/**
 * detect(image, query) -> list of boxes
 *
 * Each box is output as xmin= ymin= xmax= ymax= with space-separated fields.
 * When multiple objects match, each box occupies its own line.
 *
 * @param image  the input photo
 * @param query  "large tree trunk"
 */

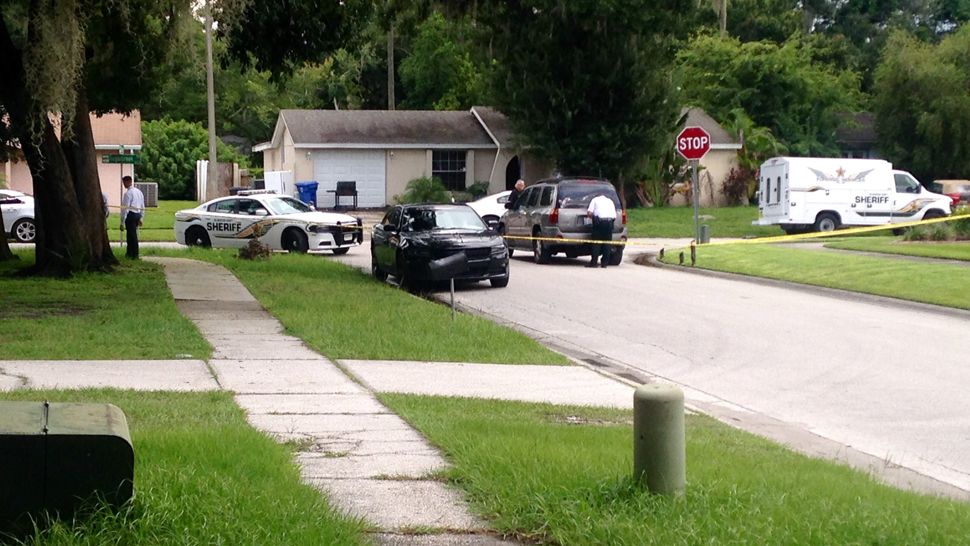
xmin=0 ymin=15 xmax=116 ymax=275
xmin=0 ymin=235 xmax=13 ymax=261
xmin=62 ymin=92 xmax=117 ymax=269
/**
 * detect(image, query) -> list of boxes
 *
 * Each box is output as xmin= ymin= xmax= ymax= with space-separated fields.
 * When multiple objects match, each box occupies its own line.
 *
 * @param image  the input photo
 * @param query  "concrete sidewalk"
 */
xmin=0 ymin=256 xmax=638 ymax=545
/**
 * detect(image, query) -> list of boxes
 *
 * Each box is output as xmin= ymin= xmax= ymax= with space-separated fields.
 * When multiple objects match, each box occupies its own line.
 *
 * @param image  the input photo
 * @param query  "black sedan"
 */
xmin=371 ymin=204 xmax=510 ymax=288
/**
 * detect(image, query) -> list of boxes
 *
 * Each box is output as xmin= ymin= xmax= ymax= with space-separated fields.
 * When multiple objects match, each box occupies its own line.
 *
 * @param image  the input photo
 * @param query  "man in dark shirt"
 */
xmin=505 ymin=179 xmax=526 ymax=209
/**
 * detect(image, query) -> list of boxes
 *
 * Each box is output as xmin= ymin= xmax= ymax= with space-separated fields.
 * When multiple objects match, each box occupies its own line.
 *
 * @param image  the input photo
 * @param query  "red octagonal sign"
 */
xmin=676 ymin=126 xmax=711 ymax=161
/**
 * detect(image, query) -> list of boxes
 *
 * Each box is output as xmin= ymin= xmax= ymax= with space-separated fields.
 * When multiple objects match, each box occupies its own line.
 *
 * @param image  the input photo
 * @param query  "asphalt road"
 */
xmin=339 ymin=244 xmax=970 ymax=498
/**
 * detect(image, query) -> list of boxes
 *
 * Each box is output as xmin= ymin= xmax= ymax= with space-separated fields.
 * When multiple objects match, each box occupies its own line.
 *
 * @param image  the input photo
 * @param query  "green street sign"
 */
xmin=103 ymin=154 xmax=139 ymax=164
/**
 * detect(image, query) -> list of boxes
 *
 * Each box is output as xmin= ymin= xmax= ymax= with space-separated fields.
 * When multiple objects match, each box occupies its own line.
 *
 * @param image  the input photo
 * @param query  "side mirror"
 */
xmin=382 ymin=223 xmax=398 ymax=232
xmin=484 ymin=218 xmax=500 ymax=230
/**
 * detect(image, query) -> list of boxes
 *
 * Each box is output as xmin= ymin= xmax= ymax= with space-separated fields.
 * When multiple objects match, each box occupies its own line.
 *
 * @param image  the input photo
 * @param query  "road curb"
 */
xmin=637 ymin=251 xmax=970 ymax=322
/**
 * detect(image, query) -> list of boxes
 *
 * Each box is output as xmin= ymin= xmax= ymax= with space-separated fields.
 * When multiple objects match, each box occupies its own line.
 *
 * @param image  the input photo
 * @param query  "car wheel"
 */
xmin=331 ymin=247 xmax=350 ymax=255
xmin=532 ymin=232 xmax=551 ymax=264
xmin=283 ymin=228 xmax=309 ymax=253
xmin=923 ymin=210 xmax=945 ymax=220
xmin=814 ymin=212 xmax=839 ymax=233
xmin=185 ymin=226 xmax=211 ymax=248
xmin=12 ymin=218 xmax=35 ymax=243
xmin=608 ymin=247 xmax=624 ymax=266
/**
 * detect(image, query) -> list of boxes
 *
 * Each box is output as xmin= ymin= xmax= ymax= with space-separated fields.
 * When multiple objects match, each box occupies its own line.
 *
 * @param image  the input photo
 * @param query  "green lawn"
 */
xmin=0 ymin=389 xmax=367 ymax=545
xmin=0 ymin=251 xmax=210 ymax=359
xmin=383 ymin=395 xmax=970 ymax=546
xmin=825 ymin=236 xmax=970 ymax=261
xmin=146 ymin=247 xmax=569 ymax=365
xmin=107 ymin=200 xmax=193 ymax=242
xmin=659 ymin=243 xmax=970 ymax=309
xmin=626 ymin=205 xmax=780 ymax=238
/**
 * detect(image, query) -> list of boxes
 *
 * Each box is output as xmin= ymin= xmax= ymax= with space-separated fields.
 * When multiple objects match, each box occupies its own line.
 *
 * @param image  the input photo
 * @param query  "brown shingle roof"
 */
xmin=280 ymin=109 xmax=495 ymax=147
xmin=681 ymin=107 xmax=739 ymax=146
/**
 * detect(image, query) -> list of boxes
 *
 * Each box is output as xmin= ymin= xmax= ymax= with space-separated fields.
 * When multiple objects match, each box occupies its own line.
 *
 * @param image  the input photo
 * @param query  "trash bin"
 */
xmin=295 ymin=181 xmax=319 ymax=207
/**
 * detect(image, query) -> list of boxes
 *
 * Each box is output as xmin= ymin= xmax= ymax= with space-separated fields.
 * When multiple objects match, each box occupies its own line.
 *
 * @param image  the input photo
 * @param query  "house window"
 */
xmin=432 ymin=150 xmax=466 ymax=191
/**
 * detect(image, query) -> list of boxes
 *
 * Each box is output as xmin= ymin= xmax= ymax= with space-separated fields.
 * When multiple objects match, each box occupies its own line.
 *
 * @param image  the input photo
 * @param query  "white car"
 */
xmin=1 ymin=189 xmax=36 ymax=243
xmin=174 ymin=190 xmax=363 ymax=253
xmin=467 ymin=191 xmax=511 ymax=226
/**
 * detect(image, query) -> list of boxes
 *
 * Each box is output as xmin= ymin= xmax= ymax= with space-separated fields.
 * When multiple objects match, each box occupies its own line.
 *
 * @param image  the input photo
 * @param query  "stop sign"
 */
xmin=676 ymin=126 xmax=711 ymax=161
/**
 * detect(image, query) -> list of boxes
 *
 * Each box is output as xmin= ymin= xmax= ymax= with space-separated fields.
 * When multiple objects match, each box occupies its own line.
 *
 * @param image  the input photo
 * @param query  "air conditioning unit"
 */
xmin=135 ymin=182 xmax=158 ymax=208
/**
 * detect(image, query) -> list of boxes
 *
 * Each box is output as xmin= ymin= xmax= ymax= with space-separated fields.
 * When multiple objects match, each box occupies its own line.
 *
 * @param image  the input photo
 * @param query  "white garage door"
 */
xmin=311 ymin=150 xmax=386 ymax=208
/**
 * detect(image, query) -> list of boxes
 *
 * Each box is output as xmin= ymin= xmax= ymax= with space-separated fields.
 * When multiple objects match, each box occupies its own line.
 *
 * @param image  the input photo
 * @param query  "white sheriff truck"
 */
xmin=754 ymin=157 xmax=952 ymax=233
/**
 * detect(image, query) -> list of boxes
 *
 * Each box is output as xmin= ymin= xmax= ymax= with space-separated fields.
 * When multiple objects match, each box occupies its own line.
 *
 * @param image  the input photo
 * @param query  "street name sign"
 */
xmin=102 ymin=154 xmax=139 ymax=164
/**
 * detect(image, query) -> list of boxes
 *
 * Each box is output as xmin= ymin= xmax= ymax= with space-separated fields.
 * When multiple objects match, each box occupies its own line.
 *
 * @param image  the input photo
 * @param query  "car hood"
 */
xmin=402 ymin=230 xmax=502 ymax=246
xmin=285 ymin=211 xmax=360 ymax=224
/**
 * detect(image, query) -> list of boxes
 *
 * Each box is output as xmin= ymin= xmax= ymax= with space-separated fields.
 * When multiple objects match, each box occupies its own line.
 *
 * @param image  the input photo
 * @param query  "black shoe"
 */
xmin=585 ymin=262 xmax=598 ymax=268
xmin=601 ymin=263 xmax=608 ymax=268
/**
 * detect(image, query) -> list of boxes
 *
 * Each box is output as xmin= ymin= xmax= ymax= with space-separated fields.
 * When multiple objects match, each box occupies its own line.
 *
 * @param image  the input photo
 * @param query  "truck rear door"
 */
xmin=758 ymin=163 xmax=789 ymax=222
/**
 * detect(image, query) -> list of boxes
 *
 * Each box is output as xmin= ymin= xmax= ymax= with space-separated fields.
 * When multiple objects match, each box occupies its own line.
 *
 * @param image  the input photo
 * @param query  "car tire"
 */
xmin=608 ymin=247 xmax=623 ymax=266
xmin=923 ymin=210 xmax=945 ymax=220
xmin=283 ymin=228 xmax=309 ymax=253
xmin=332 ymin=247 xmax=350 ymax=255
xmin=185 ymin=226 xmax=211 ymax=248
xmin=814 ymin=212 xmax=839 ymax=233
xmin=532 ymin=232 xmax=551 ymax=264
xmin=12 ymin=218 xmax=35 ymax=243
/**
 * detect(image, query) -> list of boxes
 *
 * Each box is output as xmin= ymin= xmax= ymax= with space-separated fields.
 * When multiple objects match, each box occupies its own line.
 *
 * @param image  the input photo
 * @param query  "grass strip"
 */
xmin=659 ymin=244 xmax=970 ymax=310
xmin=824 ymin=236 xmax=970 ymax=261
xmin=147 ymin=247 xmax=568 ymax=365
xmin=1 ymin=389 xmax=367 ymax=545
xmin=0 ymin=251 xmax=210 ymax=360
xmin=626 ymin=205 xmax=779 ymax=238
xmin=106 ymin=200 xmax=193 ymax=242
xmin=382 ymin=394 xmax=970 ymax=545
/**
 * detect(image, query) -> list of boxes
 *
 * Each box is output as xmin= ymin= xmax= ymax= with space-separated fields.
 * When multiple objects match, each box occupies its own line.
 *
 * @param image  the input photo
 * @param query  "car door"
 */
xmin=506 ymin=187 xmax=535 ymax=247
xmin=234 ymin=198 xmax=275 ymax=245
xmin=891 ymin=173 xmax=924 ymax=222
xmin=373 ymin=206 xmax=402 ymax=271
xmin=204 ymin=198 xmax=246 ymax=248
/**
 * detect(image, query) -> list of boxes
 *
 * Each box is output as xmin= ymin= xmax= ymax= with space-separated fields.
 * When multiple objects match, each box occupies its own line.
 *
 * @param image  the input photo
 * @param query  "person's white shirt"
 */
xmin=587 ymin=194 xmax=617 ymax=220
xmin=121 ymin=186 xmax=145 ymax=222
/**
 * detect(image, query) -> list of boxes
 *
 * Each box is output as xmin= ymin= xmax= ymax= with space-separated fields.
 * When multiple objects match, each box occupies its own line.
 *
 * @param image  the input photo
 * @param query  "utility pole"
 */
xmin=387 ymin=25 xmax=395 ymax=110
xmin=205 ymin=0 xmax=218 ymax=200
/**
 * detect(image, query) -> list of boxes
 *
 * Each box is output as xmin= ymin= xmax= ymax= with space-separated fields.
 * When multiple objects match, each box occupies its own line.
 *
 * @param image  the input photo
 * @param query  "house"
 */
xmin=669 ymin=107 xmax=743 ymax=208
xmin=835 ymin=112 xmax=879 ymax=159
xmin=3 ymin=111 xmax=142 ymax=208
xmin=255 ymin=108 xmax=553 ymax=208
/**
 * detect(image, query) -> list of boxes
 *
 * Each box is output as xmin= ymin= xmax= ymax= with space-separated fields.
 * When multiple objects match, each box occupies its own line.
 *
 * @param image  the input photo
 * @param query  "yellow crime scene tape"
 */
xmin=501 ymin=213 xmax=970 ymax=249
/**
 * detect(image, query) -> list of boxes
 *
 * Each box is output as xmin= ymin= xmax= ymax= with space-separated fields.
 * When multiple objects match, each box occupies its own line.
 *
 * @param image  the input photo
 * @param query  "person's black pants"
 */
xmin=125 ymin=213 xmax=141 ymax=259
xmin=590 ymin=217 xmax=614 ymax=265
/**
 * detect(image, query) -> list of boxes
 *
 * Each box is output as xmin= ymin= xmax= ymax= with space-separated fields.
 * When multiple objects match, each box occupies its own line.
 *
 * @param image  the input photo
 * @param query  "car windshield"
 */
xmin=265 ymin=196 xmax=313 ymax=215
xmin=556 ymin=183 xmax=621 ymax=209
xmin=404 ymin=207 xmax=486 ymax=231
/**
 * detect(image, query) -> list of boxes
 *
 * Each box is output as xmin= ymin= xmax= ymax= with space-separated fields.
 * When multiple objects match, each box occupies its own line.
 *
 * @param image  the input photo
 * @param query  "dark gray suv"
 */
xmin=500 ymin=177 xmax=628 ymax=265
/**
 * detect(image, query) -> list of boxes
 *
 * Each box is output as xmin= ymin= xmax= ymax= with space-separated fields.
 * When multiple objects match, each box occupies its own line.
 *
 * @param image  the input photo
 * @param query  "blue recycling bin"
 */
xmin=295 ymin=181 xmax=319 ymax=207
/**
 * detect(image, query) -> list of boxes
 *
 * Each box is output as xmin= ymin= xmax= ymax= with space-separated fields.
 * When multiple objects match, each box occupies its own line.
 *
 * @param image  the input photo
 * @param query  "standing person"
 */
xmin=120 ymin=176 xmax=144 ymax=259
xmin=101 ymin=191 xmax=110 ymax=220
xmin=586 ymin=192 xmax=617 ymax=268
xmin=505 ymin=179 xmax=526 ymax=209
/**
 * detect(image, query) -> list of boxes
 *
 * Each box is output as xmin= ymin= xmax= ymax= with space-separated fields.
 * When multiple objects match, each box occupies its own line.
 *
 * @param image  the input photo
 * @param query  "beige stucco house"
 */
xmin=669 ymin=107 xmax=743 ymax=207
xmin=255 ymin=107 xmax=553 ymax=208
xmin=2 ymin=111 xmax=142 ymax=208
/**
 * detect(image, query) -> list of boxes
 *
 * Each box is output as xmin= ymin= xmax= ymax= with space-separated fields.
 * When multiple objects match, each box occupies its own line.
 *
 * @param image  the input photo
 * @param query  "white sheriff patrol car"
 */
xmin=174 ymin=190 xmax=363 ymax=254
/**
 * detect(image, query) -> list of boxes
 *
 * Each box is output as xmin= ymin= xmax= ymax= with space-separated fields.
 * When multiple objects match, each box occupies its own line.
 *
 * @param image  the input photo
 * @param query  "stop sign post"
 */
xmin=676 ymin=126 xmax=712 ymax=244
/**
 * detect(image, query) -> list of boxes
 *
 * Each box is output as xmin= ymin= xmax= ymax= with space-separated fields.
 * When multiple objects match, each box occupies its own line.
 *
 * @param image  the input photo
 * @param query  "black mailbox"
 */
xmin=0 ymin=401 xmax=134 ymax=533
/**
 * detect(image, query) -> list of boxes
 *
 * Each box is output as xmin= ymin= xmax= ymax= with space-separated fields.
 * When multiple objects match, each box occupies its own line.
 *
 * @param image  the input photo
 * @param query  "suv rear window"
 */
xmin=556 ymin=183 xmax=621 ymax=209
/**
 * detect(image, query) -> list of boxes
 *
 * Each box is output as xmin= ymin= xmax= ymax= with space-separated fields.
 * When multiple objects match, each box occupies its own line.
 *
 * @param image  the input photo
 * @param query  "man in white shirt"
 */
xmin=120 ymin=176 xmax=145 ymax=259
xmin=586 ymin=192 xmax=617 ymax=268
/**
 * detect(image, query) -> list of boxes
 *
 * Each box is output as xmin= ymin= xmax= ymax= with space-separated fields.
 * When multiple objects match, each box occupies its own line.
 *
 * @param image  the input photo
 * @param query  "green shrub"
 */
xmin=953 ymin=205 xmax=970 ymax=239
xmin=239 ymin=239 xmax=272 ymax=260
xmin=141 ymin=119 xmax=250 ymax=200
xmin=395 ymin=177 xmax=451 ymax=204
xmin=467 ymin=181 xmax=490 ymax=198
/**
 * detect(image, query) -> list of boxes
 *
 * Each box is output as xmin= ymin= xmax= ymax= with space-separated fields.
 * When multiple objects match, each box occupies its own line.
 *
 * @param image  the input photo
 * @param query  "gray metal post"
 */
xmin=633 ymin=384 xmax=686 ymax=496
xmin=691 ymin=160 xmax=700 ymax=243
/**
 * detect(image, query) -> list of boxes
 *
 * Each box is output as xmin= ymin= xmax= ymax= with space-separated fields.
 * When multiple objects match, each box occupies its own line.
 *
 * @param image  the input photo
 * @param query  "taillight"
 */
xmin=550 ymin=208 xmax=559 ymax=224
xmin=948 ymin=193 xmax=961 ymax=206
xmin=621 ymin=209 xmax=627 ymax=225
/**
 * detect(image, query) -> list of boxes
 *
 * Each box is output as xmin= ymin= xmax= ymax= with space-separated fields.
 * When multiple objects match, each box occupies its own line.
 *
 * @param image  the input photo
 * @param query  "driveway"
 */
xmin=337 ymin=245 xmax=970 ymax=498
